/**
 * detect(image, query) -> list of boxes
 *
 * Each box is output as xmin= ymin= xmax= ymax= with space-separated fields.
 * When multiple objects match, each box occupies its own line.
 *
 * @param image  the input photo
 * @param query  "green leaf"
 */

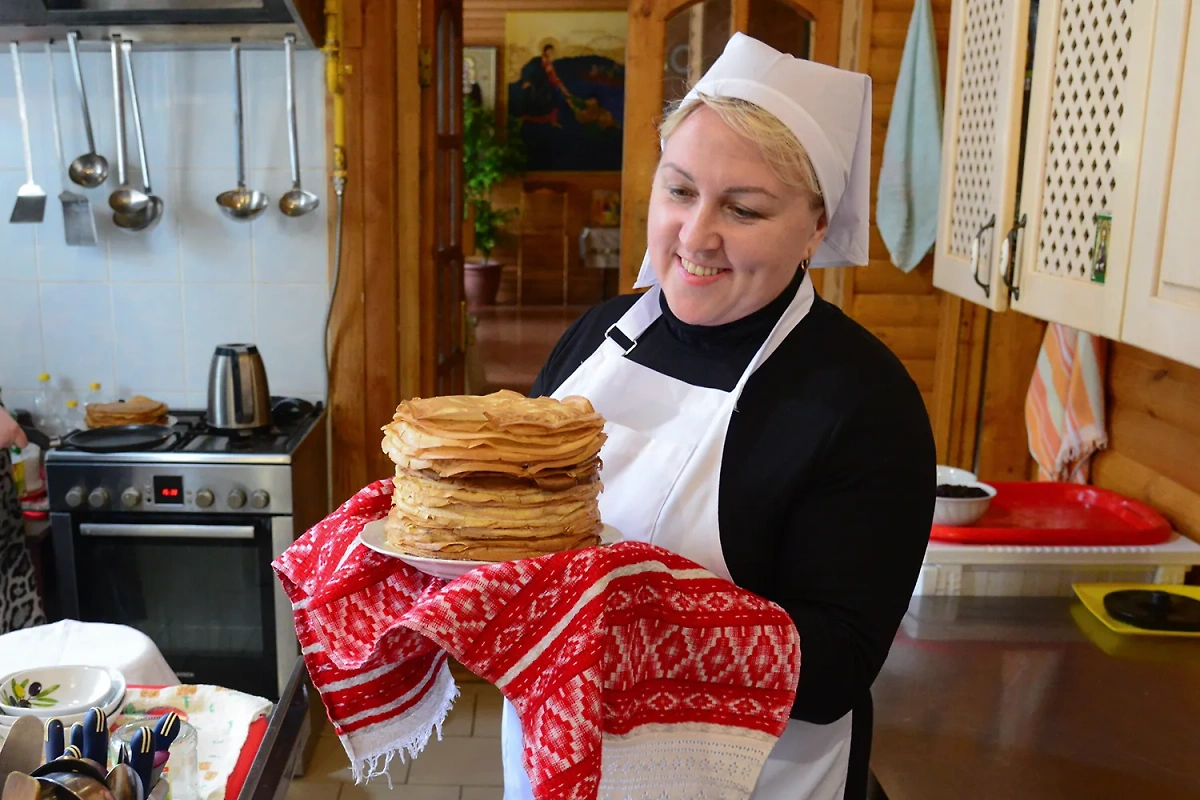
xmin=39 ymin=684 xmax=59 ymax=699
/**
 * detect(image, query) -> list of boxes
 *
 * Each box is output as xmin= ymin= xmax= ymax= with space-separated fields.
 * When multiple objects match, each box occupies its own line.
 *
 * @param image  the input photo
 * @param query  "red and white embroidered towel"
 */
xmin=273 ymin=479 xmax=801 ymax=800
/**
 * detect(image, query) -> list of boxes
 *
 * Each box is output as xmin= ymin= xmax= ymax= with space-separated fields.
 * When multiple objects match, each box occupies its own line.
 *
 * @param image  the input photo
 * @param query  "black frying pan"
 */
xmin=21 ymin=423 xmax=175 ymax=453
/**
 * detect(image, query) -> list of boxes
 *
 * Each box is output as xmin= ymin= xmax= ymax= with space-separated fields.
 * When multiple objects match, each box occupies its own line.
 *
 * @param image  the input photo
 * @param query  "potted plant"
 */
xmin=463 ymin=96 xmax=527 ymax=307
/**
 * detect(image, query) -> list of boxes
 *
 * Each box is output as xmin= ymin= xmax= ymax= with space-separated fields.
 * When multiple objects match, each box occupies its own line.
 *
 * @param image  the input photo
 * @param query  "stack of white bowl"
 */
xmin=0 ymin=665 xmax=126 ymax=733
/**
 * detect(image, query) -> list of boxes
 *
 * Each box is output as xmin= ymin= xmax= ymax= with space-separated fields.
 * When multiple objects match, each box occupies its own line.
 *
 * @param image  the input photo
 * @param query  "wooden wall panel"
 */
xmin=1093 ymin=344 xmax=1200 ymax=543
xmin=464 ymin=0 xmax=626 ymax=306
xmin=846 ymin=0 xmax=954 ymax=439
xmin=481 ymin=172 xmax=622 ymax=306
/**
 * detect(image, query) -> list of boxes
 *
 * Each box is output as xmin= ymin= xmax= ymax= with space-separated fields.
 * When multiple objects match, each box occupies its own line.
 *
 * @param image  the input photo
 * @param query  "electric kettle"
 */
xmin=207 ymin=343 xmax=272 ymax=430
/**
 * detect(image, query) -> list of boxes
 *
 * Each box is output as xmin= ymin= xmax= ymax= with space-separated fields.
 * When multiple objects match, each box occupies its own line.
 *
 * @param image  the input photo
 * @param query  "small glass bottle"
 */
xmin=63 ymin=399 xmax=84 ymax=433
xmin=32 ymin=373 xmax=56 ymax=433
xmin=84 ymin=382 xmax=108 ymax=408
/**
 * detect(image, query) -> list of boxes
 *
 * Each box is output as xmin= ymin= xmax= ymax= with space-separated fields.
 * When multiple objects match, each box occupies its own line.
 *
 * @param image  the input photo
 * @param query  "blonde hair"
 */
xmin=659 ymin=93 xmax=824 ymax=210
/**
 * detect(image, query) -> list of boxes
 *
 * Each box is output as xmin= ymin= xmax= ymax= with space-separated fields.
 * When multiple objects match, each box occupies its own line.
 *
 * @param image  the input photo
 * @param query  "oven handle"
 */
xmin=79 ymin=523 xmax=256 ymax=540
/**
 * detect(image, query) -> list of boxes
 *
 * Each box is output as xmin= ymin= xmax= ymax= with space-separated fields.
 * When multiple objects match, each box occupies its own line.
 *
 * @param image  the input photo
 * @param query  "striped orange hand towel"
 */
xmin=1025 ymin=323 xmax=1109 ymax=483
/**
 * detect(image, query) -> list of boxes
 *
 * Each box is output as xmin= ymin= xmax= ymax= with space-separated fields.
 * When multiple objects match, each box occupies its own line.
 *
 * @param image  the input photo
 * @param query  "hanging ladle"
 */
xmin=216 ymin=38 xmax=269 ymax=222
xmin=107 ymin=35 xmax=151 ymax=221
xmin=115 ymin=40 xmax=163 ymax=233
xmin=66 ymin=32 xmax=108 ymax=188
xmin=278 ymin=34 xmax=319 ymax=217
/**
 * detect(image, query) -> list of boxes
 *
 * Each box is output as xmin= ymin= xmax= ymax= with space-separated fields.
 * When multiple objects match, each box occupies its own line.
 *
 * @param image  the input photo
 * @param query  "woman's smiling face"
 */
xmin=647 ymin=105 xmax=827 ymax=326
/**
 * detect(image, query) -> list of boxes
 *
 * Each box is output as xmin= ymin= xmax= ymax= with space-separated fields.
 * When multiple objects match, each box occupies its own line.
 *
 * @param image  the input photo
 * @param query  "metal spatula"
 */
xmin=8 ymin=43 xmax=46 ymax=224
xmin=47 ymin=41 xmax=97 ymax=247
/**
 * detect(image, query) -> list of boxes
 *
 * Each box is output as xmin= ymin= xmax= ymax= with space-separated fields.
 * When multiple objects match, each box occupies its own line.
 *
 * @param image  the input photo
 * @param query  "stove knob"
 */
xmin=121 ymin=488 xmax=142 ymax=509
xmin=250 ymin=490 xmax=270 ymax=509
xmin=88 ymin=488 xmax=110 ymax=509
xmin=65 ymin=487 xmax=85 ymax=508
xmin=195 ymin=489 xmax=215 ymax=509
xmin=227 ymin=489 xmax=247 ymax=510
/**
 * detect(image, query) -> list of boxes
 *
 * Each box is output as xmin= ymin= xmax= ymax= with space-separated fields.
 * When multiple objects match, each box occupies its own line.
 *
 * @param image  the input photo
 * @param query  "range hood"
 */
xmin=0 ymin=0 xmax=325 ymax=48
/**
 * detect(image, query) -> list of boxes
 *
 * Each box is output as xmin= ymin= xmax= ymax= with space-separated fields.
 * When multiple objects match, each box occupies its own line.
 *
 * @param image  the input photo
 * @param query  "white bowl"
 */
xmin=0 ymin=665 xmax=115 ymax=717
xmin=937 ymin=465 xmax=978 ymax=486
xmin=0 ymin=682 xmax=125 ymax=732
xmin=932 ymin=481 xmax=997 ymax=527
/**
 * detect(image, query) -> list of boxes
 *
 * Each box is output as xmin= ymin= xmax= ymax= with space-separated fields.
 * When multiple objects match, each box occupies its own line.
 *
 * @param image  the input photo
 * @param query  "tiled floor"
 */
xmin=289 ymin=668 xmax=505 ymax=800
xmin=471 ymin=304 xmax=589 ymax=395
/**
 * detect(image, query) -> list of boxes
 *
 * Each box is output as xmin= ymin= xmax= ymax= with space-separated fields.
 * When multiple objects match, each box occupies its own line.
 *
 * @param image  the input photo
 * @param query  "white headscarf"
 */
xmin=634 ymin=33 xmax=873 ymax=289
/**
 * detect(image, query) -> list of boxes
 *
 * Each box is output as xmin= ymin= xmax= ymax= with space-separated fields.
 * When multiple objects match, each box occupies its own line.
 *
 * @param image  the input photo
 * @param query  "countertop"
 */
xmin=871 ymin=595 xmax=1200 ymax=800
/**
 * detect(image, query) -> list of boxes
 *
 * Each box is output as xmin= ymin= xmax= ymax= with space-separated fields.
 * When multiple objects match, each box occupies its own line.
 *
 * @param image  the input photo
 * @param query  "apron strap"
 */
xmin=602 ymin=285 xmax=664 ymax=357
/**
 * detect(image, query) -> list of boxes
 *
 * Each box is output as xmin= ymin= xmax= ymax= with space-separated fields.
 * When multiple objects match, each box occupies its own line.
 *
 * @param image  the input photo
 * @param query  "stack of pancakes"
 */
xmin=381 ymin=389 xmax=606 ymax=562
xmin=85 ymin=395 xmax=170 ymax=428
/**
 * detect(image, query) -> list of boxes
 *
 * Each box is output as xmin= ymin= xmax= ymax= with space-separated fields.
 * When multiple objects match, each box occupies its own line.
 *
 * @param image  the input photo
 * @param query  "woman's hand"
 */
xmin=0 ymin=406 xmax=29 ymax=450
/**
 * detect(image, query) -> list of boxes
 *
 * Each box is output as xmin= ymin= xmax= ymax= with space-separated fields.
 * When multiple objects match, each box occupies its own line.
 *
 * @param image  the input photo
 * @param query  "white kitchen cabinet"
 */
xmin=933 ymin=0 xmax=1200 ymax=368
xmin=932 ymin=0 xmax=1030 ymax=311
xmin=1008 ymin=0 xmax=1156 ymax=339
xmin=1120 ymin=2 xmax=1200 ymax=370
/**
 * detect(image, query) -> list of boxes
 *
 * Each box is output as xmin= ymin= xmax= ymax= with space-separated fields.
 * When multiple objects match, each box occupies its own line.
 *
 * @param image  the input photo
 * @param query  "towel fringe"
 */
xmin=344 ymin=664 xmax=461 ymax=786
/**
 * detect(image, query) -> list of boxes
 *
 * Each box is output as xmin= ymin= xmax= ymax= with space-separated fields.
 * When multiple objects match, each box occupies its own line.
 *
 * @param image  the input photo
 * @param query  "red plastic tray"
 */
xmin=929 ymin=482 xmax=1174 ymax=546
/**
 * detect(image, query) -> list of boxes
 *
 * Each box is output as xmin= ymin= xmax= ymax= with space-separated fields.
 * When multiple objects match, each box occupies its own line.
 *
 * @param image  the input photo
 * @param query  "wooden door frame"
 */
xmin=326 ymin=0 xmax=428 ymax=506
xmin=619 ymin=0 xmax=846 ymax=293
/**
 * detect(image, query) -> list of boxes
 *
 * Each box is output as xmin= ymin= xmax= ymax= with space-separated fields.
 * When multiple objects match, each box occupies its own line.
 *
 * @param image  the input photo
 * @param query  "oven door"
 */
xmin=51 ymin=512 xmax=282 ymax=699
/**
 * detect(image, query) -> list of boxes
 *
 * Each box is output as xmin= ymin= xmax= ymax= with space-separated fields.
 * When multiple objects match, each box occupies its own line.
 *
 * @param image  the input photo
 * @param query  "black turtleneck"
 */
xmin=530 ymin=274 xmax=935 ymax=800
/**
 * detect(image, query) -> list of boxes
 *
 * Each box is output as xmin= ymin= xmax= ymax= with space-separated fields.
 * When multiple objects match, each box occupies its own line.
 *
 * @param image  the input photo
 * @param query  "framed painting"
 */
xmin=463 ymin=46 xmax=498 ymax=110
xmin=504 ymin=11 xmax=627 ymax=172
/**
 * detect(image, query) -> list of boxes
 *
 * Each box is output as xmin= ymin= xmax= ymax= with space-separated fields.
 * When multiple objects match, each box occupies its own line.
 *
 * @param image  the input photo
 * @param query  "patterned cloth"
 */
xmin=0 ymin=397 xmax=44 ymax=634
xmin=113 ymin=684 xmax=273 ymax=800
xmin=1025 ymin=323 xmax=1109 ymax=483
xmin=273 ymin=480 xmax=802 ymax=800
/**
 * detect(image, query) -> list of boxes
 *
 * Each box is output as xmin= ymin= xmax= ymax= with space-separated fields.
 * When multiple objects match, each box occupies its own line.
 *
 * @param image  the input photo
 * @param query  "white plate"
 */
xmin=359 ymin=518 xmax=622 ymax=580
xmin=0 ymin=671 xmax=125 ymax=729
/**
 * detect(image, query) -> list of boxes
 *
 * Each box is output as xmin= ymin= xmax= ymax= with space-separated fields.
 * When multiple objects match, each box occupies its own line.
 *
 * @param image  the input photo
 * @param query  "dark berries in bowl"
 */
xmin=936 ymin=484 xmax=991 ymax=499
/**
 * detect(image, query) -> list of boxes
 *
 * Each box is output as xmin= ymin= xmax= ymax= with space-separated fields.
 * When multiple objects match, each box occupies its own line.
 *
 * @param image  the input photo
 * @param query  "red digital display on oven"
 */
xmin=154 ymin=475 xmax=184 ymax=505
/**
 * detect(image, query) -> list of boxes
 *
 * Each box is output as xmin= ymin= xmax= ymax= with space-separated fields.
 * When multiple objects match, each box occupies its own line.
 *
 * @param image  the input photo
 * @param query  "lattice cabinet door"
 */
xmin=1009 ymin=0 xmax=1157 ymax=338
xmin=933 ymin=0 xmax=1031 ymax=311
xmin=1121 ymin=3 xmax=1200 ymax=370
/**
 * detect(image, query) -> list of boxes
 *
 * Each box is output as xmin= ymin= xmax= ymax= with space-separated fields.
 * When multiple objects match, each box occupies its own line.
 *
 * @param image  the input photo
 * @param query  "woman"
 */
xmin=0 ymin=397 xmax=45 ymax=633
xmin=505 ymin=34 xmax=935 ymax=800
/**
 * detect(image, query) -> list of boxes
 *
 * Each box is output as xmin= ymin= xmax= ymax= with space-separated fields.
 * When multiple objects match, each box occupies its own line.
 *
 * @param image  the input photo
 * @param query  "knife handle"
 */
xmin=82 ymin=708 xmax=108 ymax=765
xmin=68 ymin=722 xmax=84 ymax=752
xmin=129 ymin=726 xmax=155 ymax=793
xmin=44 ymin=719 xmax=65 ymax=762
xmin=62 ymin=744 xmax=82 ymax=760
xmin=152 ymin=712 xmax=180 ymax=750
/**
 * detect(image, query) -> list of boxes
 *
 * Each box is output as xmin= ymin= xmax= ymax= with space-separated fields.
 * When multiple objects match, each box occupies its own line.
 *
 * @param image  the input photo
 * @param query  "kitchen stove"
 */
xmin=46 ymin=399 xmax=328 ymax=700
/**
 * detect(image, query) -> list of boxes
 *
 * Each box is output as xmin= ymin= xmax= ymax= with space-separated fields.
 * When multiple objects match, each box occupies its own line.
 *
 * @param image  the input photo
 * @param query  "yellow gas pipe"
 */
xmin=321 ymin=0 xmax=347 ymax=506
xmin=323 ymin=0 xmax=347 ymax=187
xmin=321 ymin=0 xmax=347 ymax=383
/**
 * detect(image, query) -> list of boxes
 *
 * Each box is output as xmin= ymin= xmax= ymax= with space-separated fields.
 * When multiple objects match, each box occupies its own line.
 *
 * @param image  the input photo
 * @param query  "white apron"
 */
xmin=501 ymin=274 xmax=853 ymax=800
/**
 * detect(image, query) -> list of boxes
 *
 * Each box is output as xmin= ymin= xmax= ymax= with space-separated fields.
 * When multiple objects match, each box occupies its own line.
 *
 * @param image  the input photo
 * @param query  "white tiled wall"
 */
xmin=0 ymin=43 xmax=329 ymax=416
